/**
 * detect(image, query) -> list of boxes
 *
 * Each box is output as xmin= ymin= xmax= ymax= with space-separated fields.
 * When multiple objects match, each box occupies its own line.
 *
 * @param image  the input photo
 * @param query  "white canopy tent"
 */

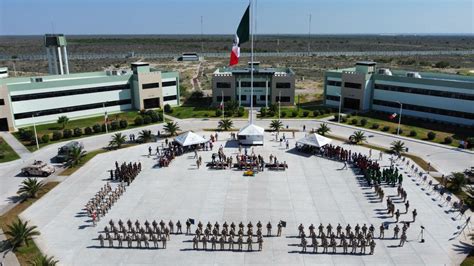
xmin=237 ymin=123 xmax=265 ymax=145
xmin=296 ymin=133 xmax=332 ymax=148
xmin=174 ymin=131 xmax=208 ymax=147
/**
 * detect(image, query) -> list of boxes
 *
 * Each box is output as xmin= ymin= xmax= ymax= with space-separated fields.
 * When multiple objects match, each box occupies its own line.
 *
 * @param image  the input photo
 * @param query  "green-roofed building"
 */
xmin=324 ymin=61 xmax=474 ymax=126
xmin=0 ymin=62 xmax=179 ymax=131
xmin=212 ymin=62 xmax=295 ymax=107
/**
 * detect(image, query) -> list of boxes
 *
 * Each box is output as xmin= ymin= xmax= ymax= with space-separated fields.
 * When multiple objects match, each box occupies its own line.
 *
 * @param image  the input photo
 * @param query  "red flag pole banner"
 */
xmin=389 ymin=113 xmax=397 ymax=120
xmin=229 ymin=5 xmax=250 ymax=66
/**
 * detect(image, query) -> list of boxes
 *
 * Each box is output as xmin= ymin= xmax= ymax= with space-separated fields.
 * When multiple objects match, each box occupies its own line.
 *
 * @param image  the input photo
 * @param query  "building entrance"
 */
xmin=0 ymin=118 xmax=8 ymax=131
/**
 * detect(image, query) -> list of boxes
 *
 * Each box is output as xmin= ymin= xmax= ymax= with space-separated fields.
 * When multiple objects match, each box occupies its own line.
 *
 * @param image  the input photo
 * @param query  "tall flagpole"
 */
xmin=250 ymin=0 xmax=254 ymax=124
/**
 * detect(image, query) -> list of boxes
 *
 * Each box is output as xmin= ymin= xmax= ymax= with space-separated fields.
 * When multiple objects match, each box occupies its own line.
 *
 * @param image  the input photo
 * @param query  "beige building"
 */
xmin=212 ymin=62 xmax=295 ymax=107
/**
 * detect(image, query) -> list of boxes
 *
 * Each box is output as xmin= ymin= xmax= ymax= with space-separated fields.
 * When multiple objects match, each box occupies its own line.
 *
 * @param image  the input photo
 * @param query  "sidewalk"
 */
xmin=0 ymin=229 xmax=20 ymax=266
xmin=0 ymin=132 xmax=31 ymax=160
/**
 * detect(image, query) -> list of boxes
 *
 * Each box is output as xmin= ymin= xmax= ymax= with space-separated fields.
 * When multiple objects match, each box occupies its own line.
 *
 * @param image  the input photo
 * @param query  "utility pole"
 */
xmin=308 ymin=14 xmax=312 ymax=55
xmin=200 ymin=16 xmax=204 ymax=54
xmin=397 ymin=101 xmax=403 ymax=135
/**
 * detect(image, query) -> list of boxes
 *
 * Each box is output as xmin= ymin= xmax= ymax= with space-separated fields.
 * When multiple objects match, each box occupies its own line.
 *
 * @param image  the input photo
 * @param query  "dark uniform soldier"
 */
xmin=258 ymin=236 xmax=263 ymax=251
xmin=301 ymin=237 xmax=307 ymax=253
xmin=380 ymin=223 xmax=385 ymax=239
xmin=126 ymin=235 xmax=132 ymax=248
xmin=277 ymin=221 xmax=283 ymax=237
xmin=211 ymin=236 xmax=217 ymax=250
xmin=219 ymin=236 xmax=225 ymax=250
xmin=412 ymin=209 xmax=418 ymax=222
xmin=309 ymin=224 xmax=315 ymax=236
xmin=336 ymin=223 xmax=342 ymax=237
xmin=193 ymin=235 xmax=199 ymax=249
xmin=143 ymin=235 xmax=149 ymax=249
xmin=399 ymin=232 xmax=407 ymax=247
xmin=394 ymin=224 xmax=400 ymax=239
xmin=340 ymin=232 xmax=346 ymax=246
xmin=360 ymin=238 xmax=366 ymax=254
xmin=326 ymin=223 xmax=333 ymax=236
xmin=164 ymin=226 xmax=170 ymax=240
xmin=247 ymin=236 xmax=253 ymax=251
xmin=117 ymin=234 xmax=123 ymax=248
xmin=312 ymin=236 xmax=318 ymax=253
xmin=322 ymin=237 xmax=329 ymax=253
xmin=98 ymin=234 xmax=104 ymax=247
xmin=186 ymin=219 xmax=191 ymax=234
xmin=169 ymin=220 xmax=174 ymax=234
xmin=162 ymin=235 xmax=167 ymax=249
xmin=342 ymin=238 xmax=348 ymax=254
xmin=369 ymin=224 xmax=375 ymax=238
xmin=266 ymin=222 xmax=272 ymax=236
xmin=395 ymin=209 xmax=401 ymax=222
xmin=330 ymin=237 xmax=337 ymax=253
xmin=238 ymin=235 xmax=243 ymax=251
xmin=176 ymin=220 xmax=182 ymax=234
xmin=362 ymin=224 xmax=368 ymax=237
xmin=229 ymin=235 xmax=234 ymax=250
xmin=318 ymin=223 xmax=324 ymax=237
xmin=355 ymin=224 xmax=360 ymax=235
xmin=298 ymin=223 xmax=304 ymax=237
xmin=152 ymin=235 xmax=159 ymax=249
xmin=369 ymin=240 xmax=376 ymax=255
xmin=351 ymin=237 xmax=357 ymax=254
xmin=257 ymin=221 xmax=262 ymax=230
xmin=345 ymin=224 xmax=352 ymax=236
xmin=405 ymin=200 xmax=410 ymax=213
xmin=202 ymin=236 xmax=208 ymax=250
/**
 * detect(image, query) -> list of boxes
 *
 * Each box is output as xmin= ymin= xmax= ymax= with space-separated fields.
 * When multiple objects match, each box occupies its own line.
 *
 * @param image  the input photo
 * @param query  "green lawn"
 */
xmin=170 ymin=106 xmax=249 ymax=119
xmin=0 ymin=137 xmax=20 ymax=163
xmin=337 ymin=114 xmax=474 ymax=149
xmin=260 ymin=105 xmax=336 ymax=120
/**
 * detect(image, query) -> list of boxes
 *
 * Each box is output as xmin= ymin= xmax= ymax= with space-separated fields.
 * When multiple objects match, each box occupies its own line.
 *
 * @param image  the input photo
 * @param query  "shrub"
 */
xmin=371 ymin=123 xmax=379 ymax=129
xmin=84 ymin=127 xmax=93 ymax=135
xmin=303 ymin=111 xmax=309 ymax=117
xmin=203 ymin=113 xmax=209 ymax=117
xmin=291 ymin=110 xmax=298 ymax=117
xmin=313 ymin=110 xmax=320 ymax=117
xmin=215 ymin=109 xmax=222 ymax=117
xmin=101 ymin=124 xmax=107 ymax=132
xmin=325 ymin=108 xmax=331 ymax=114
xmin=63 ymin=129 xmax=73 ymax=138
xmin=360 ymin=119 xmax=368 ymax=126
xmin=341 ymin=117 xmax=348 ymax=123
xmin=164 ymin=104 xmax=172 ymax=113
xmin=382 ymin=126 xmax=390 ymax=132
xmin=466 ymin=137 xmax=474 ymax=148
xmin=52 ymin=131 xmax=62 ymax=141
xmin=409 ymin=130 xmax=417 ymax=137
xmin=260 ymin=107 xmax=267 ymax=117
xmin=147 ymin=111 xmax=159 ymax=122
xmin=396 ymin=128 xmax=404 ymax=135
xmin=237 ymin=107 xmax=245 ymax=117
xmin=350 ymin=118 xmax=358 ymax=125
xmin=110 ymin=121 xmax=119 ymax=130
xmin=346 ymin=114 xmax=351 ymax=119
xmin=41 ymin=134 xmax=50 ymax=143
xmin=73 ymin=127 xmax=82 ymax=137
xmin=19 ymin=128 xmax=33 ymax=141
xmin=134 ymin=116 xmax=144 ymax=126
xmin=119 ymin=120 xmax=128 ymax=129
xmin=143 ymin=116 xmax=152 ymax=124
xmin=281 ymin=111 xmax=287 ymax=118
xmin=333 ymin=113 xmax=340 ymax=121
xmin=93 ymin=124 xmax=102 ymax=133
xmin=444 ymin=136 xmax=453 ymax=144
xmin=427 ymin=131 xmax=436 ymax=140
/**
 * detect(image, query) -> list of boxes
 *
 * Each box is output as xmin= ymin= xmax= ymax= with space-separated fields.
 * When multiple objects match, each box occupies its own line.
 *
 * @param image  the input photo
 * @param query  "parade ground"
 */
xmin=20 ymin=131 xmax=470 ymax=265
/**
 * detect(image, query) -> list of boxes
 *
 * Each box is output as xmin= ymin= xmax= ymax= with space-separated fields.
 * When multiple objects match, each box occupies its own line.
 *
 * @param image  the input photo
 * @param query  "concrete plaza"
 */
xmin=21 ymin=131 xmax=470 ymax=265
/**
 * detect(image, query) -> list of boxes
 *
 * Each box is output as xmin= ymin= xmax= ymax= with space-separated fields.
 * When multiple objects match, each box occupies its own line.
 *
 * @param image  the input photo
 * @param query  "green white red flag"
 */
xmin=229 ymin=5 xmax=250 ymax=66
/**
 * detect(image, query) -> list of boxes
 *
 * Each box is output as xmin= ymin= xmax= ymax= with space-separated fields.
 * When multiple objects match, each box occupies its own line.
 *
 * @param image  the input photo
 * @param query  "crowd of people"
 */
xmin=110 ymin=161 xmax=142 ymax=185
xmin=85 ymin=183 xmax=126 ymax=225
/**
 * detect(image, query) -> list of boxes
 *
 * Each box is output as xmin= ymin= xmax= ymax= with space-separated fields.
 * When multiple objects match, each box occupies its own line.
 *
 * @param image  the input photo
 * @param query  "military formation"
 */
xmin=97 ymin=219 xmax=184 ymax=249
xmin=85 ymin=183 xmax=126 ymax=224
xmin=190 ymin=220 xmax=284 ymax=251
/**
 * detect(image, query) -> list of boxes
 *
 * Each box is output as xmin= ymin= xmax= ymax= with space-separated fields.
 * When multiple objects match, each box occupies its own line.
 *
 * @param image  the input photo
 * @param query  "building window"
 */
xmin=276 ymin=83 xmax=291 ymax=89
xmin=344 ymin=82 xmax=361 ymax=89
xmin=374 ymin=83 xmax=474 ymax=101
xmin=13 ymin=99 xmax=132 ymax=120
xmin=163 ymin=95 xmax=177 ymax=101
xmin=142 ymin=83 xmax=159 ymax=89
xmin=162 ymin=81 xmax=177 ymax=87
xmin=327 ymin=80 xmax=342 ymax=86
xmin=216 ymin=96 xmax=231 ymax=102
xmin=240 ymin=95 xmax=247 ymax=101
xmin=259 ymin=95 xmax=267 ymax=101
xmin=276 ymin=96 xmax=291 ymax=102
xmin=0 ymin=99 xmax=4 ymax=105
xmin=325 ymin=95 xmax=340 ymax=101
xmin=240 ymin=81 xmax=266 ymax=87
xmin=143 ymin=98 xmax=160 ymax=109
xmin=10 ymin=84 xmax=130 ymax=102
xmin=372 ymin=99 xmax=474 ymax=120
xmin=216 ymin=82 xmax=231 ymax=89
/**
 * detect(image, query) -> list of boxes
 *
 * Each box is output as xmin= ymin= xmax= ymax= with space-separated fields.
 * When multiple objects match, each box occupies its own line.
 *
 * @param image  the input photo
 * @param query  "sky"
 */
xmin=0 ymin=0 xmax=473 ymax=35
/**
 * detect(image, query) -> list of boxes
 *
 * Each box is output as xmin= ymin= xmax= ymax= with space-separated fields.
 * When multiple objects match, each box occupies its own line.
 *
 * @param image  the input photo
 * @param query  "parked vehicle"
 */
xmin=21 ymin=160 xmax=55 ymax=177
xmin=55 ymin=141 xmax=84 ymax=163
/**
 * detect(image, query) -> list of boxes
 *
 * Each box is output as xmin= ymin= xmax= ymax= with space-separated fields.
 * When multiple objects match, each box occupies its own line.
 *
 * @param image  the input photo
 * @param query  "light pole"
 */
xmin=278 ymin=91 xmax=281 ymax=121
xmin=337 ymin=93 xmax=342 ymax=123
xmin=396 ymin=101 xmax=403 ymax=135
xmin=32 ymin=113 xmax=39 ymax=150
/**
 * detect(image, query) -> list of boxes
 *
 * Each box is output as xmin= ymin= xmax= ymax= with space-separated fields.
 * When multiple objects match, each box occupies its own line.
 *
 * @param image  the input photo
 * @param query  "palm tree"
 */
xmin=17 ymin=177 xmax=45 ymax=199
xmin=270 ymin=120 xmax=283 ymax=132
xmin=4 ymin=219 xmax=40 ymax=251
xmin=163 ymin=121 xmax=180 ymax=136
xmin=57 ymin=116 xmax=69 ymax=129
xmin=218 ymin=119 xmax=234 ymax=131
xmin=108 ymin=133 xmax=126 ymax=149
xmin=316 ymin=123 xmax=331 ymax=136
xmin=137 ymin=129 xmax=153 ymax=143
xmin=349 ymin=130 xmax=367 ymax=144
xmin=390 ymin=140 xmax=406 ymax=154
xmin=29 ymin=255 xmax=59 ymax=266
xmin=449 ymin=172 xmax=467 ymax=193
xmin=67 ymin=146 xmax=86 ymax=166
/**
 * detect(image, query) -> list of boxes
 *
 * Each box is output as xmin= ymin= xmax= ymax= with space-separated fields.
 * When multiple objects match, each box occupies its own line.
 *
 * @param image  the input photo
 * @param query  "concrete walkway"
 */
xmin=0 ymin=229 xmax=20 ymax=266
xmin=0 ymin=132 xmax=31 ymax=160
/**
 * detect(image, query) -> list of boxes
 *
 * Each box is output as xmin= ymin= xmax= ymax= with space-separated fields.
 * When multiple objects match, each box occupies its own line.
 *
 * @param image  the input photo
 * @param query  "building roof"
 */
xmin=238 ymin=123 xmax=264 ymax=136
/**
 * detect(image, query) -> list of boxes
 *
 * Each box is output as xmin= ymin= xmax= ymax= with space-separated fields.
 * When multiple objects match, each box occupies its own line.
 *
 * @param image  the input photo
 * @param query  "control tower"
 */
xmin=44 ymin=34 xmax=70 ymax=75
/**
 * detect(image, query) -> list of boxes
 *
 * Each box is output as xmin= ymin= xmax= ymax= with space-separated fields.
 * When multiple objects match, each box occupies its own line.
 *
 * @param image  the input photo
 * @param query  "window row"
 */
xmin=142 ymin=83 xmax=159 ymax=89
xmin=240 ymin=81 xmax=267 ymax=88
xmin=162 ymin=81 xmax=177 ymax=87
xmin=11 ymin=84 xmax=130 ymax=102
xmin=276 ymin=83 xmax=291 ymax=89
xmin=163 ymin=95 xmax=177 ymax=101
xmin=276 ymin=96 xmax=291 ymax=103
xmin=14 ymin=99 xmax=132 ymax=120
xmin=327 ymin=80 xmax=342 ymax=87
xmin=216 ymin=82 xmax=231 ymax=89
xmin=374 ymin=83 xmax=474 ymax=101
xmin=325 ymin=95 xmax=340 ymax=102
xmin=216 ymin=96 xmax=232 ymax=102
xmin=344 ymin=82 xmax=362 ymax=89
xmin=372 ymin=99 xmax=474 ymax=120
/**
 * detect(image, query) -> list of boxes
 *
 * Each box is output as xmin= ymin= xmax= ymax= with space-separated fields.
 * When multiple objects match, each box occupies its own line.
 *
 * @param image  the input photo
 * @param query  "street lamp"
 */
xmin=396 ymin=101 xmax=403 ymax=136
xmin=278 ymin=91 xmax=281 ymax=121
xmin=32 ymin=113 xmax=39 ymax=150
xmin=337 ymin=93 xmax=342 ymax=123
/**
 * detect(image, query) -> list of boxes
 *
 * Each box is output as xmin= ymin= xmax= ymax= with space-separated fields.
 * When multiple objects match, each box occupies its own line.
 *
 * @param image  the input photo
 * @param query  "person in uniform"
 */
xmin=301 ymin=237 xmax=307 ymax=253
xmin=330 ymin=237 xmax=337 ymax=253
xmin=298 ymin=223 xmax=304 ymax=237
xmin=169 ymin=220 xmax=174 ymax=234
xmin=362 ymin=224 xmax=368 ymax=237
xmin=336 ymin=223 xmax=342 ymax=237
xmin=355 ymin=224 xmax=360 ymax=235
xmin=211 ymin=236 xmax=217 ymax=250
xmin=277 ymin=221 xmax=283 ymax=237
xmin=219 ymin=236 xmax=225 ymax=250
xmin=369 ymin=240 xmax=376 ymax=255
xmin=247 ymin=236 xmax=253 ymax=251
xmin=360 ymin=238 xmax=366 ymax=254
xmin=393 ymin=224 xmax=400 ymax=239
xmin=164 ymin=226 xmax=170 ymax=240
xmin=152 ymin=234 xmax=159 ymax=249
xmin=379 ymin=223 xmax=385 ymax=239
xmin=312 ymin=236 xmax=318 ymax=253
xmin=176 ymin=220 xmax=182 ymax=234
xmin=339 ymin=232 xmax=346 ymax=246
xmin=351 ymin=237 xmax=357 ymax=254
xmin=258 ymin=236 xmax=263 ymax=251
xmin=98 ymin=234 xmax=104 ymax=247
xmin=117 ymin=234 xmax=123 ymax=248
xmin=309 ymin=224 xmax=315 ymax=236
xmin=326 ymin=223 xmax=333 ymax=236
xmin=322 ymin=237 xmax=329 ymax=253
xmin=399 ymin=232 xmax=407 ymax=247
xmin=162 ymin=235 xmax=167 ymax=249
xmin=342 ymin=238 xmax=348 ymax=254
xmin=318 ymin=223 xmax=324 ymax=237
xmin=412 ymin=209 xmax=418 ymax=222
xmin=238 ymin=235 xmax=243 ymax=251
xmin=202 ymin=235 xmax=208 ymax=250
xmin=186 ymin=219 xmax=191 ymax=234
xmin=229 ymin=235 xmax=234 ymax=250
xmin=345 ymin=224 xmax=352 ymax=236
xmin=193 ymin=235 xmax=199 ymax=249
xmin=405 ymin=200 xmax=410 ymax=213
xmin=108 ymin=235 xmax=114 ymax=247
xmin=369 ymin=224 xmax=375 ymax=238
xmin=395 ymin=209 xmax=400 ymax=222
xmin=143 ymin=235 xmax=149 ymax=249
xmin=266 ymin=222 xmax=272 ymax=237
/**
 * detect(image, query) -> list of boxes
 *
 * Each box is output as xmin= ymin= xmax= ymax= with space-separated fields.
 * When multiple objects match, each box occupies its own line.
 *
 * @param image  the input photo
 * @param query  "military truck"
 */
xmin=21 ymin=160 xmax=55 ymax=177
xmin=55 ymin=141 xmax=83 ymax=163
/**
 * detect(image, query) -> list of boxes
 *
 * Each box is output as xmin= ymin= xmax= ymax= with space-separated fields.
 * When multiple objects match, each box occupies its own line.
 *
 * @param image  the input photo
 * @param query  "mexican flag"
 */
xmin=229 ymin=5 xmax=250 ymax=66
xmin=389 ymin=113 xmax=397 ymax=120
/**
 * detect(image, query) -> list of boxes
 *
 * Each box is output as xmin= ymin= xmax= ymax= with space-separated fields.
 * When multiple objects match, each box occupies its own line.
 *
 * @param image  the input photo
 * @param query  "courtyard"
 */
xmin=20 ymin=131 xmax=469 ymax=265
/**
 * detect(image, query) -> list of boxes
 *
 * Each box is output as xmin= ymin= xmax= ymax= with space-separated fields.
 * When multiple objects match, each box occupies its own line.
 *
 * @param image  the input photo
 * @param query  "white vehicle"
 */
xmin=21 ymin=160 xmax=55 ymax=177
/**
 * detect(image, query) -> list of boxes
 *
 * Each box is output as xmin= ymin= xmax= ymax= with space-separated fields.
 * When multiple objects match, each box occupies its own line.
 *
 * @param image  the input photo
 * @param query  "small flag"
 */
xmin=188 ymin=218 xmax=195 ymax=225
xmin=219 ymin=99 xmax=224 ymax=110
xmin=229 ymin=5 xmax=250 ymax=66
xmin=388 ymin=113 xmax=397 ymax=120
xmin=280 ymin=220 xmax=287 ymax=228
xmin=104 ymin=110 xmax=109 ymax=123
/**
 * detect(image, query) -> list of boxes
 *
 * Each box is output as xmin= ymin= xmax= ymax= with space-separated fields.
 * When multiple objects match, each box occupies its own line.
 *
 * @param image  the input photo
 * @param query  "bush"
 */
xmin=147 ymin=110 xmax=159 ymax=122
xmin=382 ymin=126 xmax=390 ymax=132
xmin=41 ymin=134 xmax=50 ymax=143
xmin=237 ymin=107 xmax=245 ymax=117
xmin=346 ymin=114 xmax=351 ymax=119
xmin=52 ymin=131 xmax=62 ymax=141
xmin=164 ymin=104 xmax=172 ymax=113
xmin=101 ymin=124 xmax=107 ymax=132
xmin=110 ymin=120 xmax=119 ymax=130
xmin=371 ymin=123 xmax=379 ymax=129
xmin=466 ymin=137 xmax=474 ymax=148
xmin=84 ymin=127 xmax=93 ymax=135
xmin=333 ymin=113 xmax=340 ymax=121
xmin=63 ymin=129 xmax=73 ymax=138
xmin=119 ymin=120 xmax=128 ymax=129
xmin=396 ymin=128 xmax=403 ymax=135
xmin=134 ymin=116 xmax=144 ymax=126
xmin=143 ymin=115 xmax=152 ymax=124
xmin=291 ymin=110 xmax=298 ymax=117
xmin=409 ymin=130 xmax=417 ymax=137
xmin=93 ymin=124 xmax=102 ymax=134
xmin=313 ymin=110 xmax=320 ymax=117
xmin=215 ymin=109 xmax=222 ymax=117
xmin=350 ymin=118 xmax=358 ymax=125
xmin=324 ymin=108 xmax=331 ymax=114
xmin=303 ymin=111 xmax=309 ymax=117
xmin=73 ymin=127 xmax=83 ymax=137
xmin=260 ymin=107 xmax=267 ymax=117
xmin=434 ymin=61 xmax=450 ymax=68
xmin=444 ymin=136 xmax=453 ymax=144
xmin=427 ymin=131 xmax=436 ymax=140
xmin=281 ymin=111 xmax=287 ymax=118
xmin=19 ymin=128 xmax=34 ymax=141
xmin=360 ymin=118 xmax=368 ymax=126
xmin=341 ymin=117 xmax=348 ymax=123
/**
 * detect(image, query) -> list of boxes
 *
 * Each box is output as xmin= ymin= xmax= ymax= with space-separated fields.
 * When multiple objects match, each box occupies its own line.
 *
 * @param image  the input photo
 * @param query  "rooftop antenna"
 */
xmin=308 ymin=14 xmax=311 ymax=55
xmin=200 ymin=16 xmax=204 ymax=54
